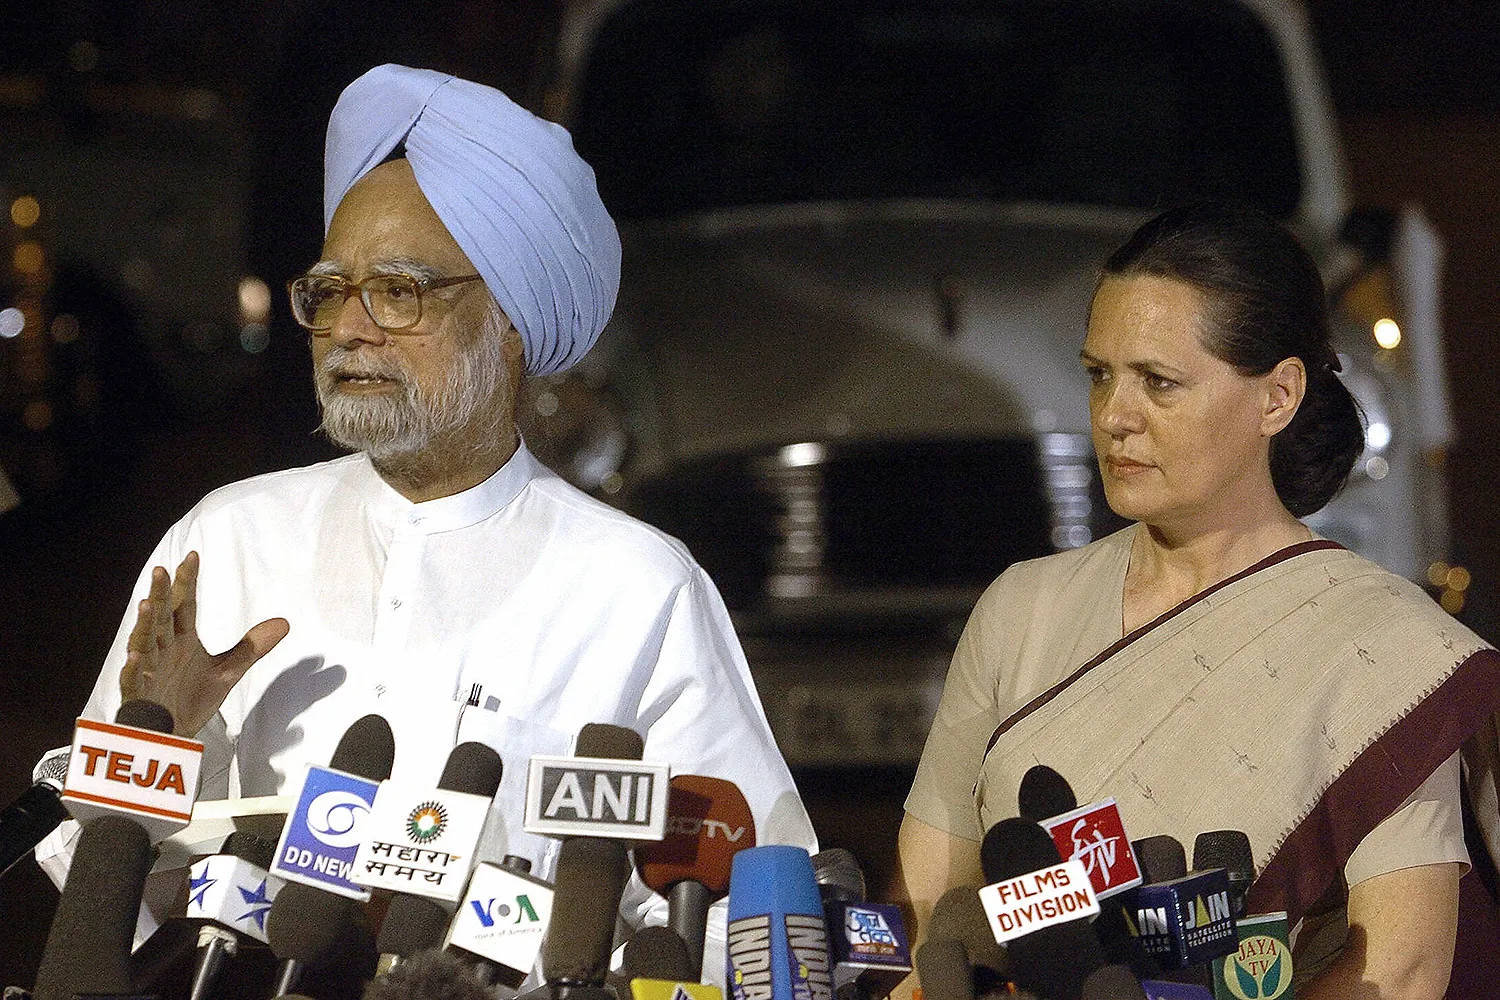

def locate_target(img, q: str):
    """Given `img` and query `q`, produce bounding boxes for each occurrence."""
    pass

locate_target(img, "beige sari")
[973,536,1500,981]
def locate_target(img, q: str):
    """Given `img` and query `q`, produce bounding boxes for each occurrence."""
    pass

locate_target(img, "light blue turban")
[324,64,621,376]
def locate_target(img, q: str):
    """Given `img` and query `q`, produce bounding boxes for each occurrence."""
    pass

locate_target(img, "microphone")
[924,886,1004,995]
[1080,964,1148,999]
[809,850,911,1000]
[538,723,650,994]
[362,948,495,1000]
[913,938,973,1000]
[980,817,1104,1000]
[32,700,177,1000]
[186,831,281,1000]
[446,853,555,988]
[725,845,832,1000]
[59,698,204,843]
[1130,837,1186,886]
[1017,765,1077,822]
[266,713,396,996]
[374,741,505,966]
[1190,832,1253,919]
[0,751,69,878]
[636,774,756,975]
[623,925,696,981]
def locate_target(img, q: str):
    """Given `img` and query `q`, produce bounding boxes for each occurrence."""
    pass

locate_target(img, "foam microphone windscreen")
[914,938,975,1000]
[1192,831,1254,915]
[979,817,1062,885]
[116,697,176,734]
[810,847,865,904]
[622,925,696,982]
[1130,836,1186,886]
[927,886,1005,975]
[222,830,278,870]
[636,774,755,897]
[543,723,644,986]
[268,714,396,966]
[1017,765,1077,823]
[1080,964,1148,1000]
[328,713,398,780]
[32,814,153,1000]
[379,741,505,958]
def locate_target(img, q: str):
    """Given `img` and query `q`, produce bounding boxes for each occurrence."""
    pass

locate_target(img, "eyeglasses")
[287,272,484,334]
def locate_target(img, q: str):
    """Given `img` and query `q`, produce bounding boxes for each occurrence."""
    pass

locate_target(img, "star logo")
[237,879,274,932]
[188,870,217,909]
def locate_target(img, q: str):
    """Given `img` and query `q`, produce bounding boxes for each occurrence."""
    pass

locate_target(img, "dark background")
[1,0,1497,981]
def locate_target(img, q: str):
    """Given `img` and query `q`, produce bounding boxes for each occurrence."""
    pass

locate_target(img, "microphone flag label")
[1212,912,1293,1000]
[351,782,491,902]
[1130,869,1238,968]
[1141,983,1216,1000]
[61,717,204,842]
[523,755,670,840]
[270,764,380,900]
[829,902,912,996]
[446,861,554,978]
[186,854,284,943]
[631,982,725,1000]
[1038,798,1143,900]
[978,858,1100,944]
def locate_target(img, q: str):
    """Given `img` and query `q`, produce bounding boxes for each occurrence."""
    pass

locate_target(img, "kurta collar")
[363,438,542,534]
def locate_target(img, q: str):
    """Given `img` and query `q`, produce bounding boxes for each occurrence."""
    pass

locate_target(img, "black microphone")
[540,723,645,995]
[0,751,69,878]
[1080,963,1147,999]
[32,700,174,1000]
[926,886,1004,993]
[377,741,504,966]
[266,713,396,996]
[362,948,494,1000]
[981,817,1106,1000]
[1130,836,1187,886]
[1192,831,1254,918]
[188,831,279,1000]
[621,924,696,982]
[1017,765,1077,823]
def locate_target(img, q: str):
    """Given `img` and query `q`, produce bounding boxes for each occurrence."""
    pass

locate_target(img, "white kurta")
[38,440,815,954]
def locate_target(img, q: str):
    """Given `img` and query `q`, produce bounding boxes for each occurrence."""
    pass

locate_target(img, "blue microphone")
[726,845,833,1000]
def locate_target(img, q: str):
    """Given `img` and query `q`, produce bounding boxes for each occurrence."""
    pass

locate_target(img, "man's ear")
[1262,356,1307,437]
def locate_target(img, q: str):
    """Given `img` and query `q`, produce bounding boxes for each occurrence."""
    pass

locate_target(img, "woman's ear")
[1262,356,1307,437]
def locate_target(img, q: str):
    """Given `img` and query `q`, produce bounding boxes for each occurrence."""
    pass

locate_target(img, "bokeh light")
[1373,318,1402,350]
[10,197,40,228]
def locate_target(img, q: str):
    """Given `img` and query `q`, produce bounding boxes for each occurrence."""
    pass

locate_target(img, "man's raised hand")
[118,551,289,736]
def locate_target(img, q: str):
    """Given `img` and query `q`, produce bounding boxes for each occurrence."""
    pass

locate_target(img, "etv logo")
[469,893,541,928]
[305,790,371,849]
[844,908,896,946]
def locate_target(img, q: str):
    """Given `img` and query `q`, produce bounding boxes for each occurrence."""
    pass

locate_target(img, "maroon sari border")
[1246,647,1500,924]
[982,538,1344,760]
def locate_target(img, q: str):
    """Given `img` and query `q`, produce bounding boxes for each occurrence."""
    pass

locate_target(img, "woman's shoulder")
[976,524,1135,610]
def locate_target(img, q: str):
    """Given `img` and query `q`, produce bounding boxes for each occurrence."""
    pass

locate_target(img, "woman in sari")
[899,204,1500,999]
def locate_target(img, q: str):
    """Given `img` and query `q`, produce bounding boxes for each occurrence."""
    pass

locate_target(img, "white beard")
[315,307,510,465]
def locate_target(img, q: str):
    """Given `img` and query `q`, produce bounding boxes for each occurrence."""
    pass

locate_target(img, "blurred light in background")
[779,442,825,468]
[237,275,271,325]
[0,308,23,339]
[12,243,45,276]
[49,315,80,345]
[1364,456,1389,480]
[239,324,269,353]
[22,401,53,432]
[1429,561,1472,616]
[10,197,40,228]
[1366,421,1391,450]
[1373,317,1402,349]
[68,40,99,73]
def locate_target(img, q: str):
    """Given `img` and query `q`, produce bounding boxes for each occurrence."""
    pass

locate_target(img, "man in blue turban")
[38,65,815,970]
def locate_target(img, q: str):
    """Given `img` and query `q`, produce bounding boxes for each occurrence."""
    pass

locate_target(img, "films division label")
[978,858,1100,944]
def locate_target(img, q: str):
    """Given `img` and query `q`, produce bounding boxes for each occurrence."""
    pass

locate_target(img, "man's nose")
[327,292,389,348]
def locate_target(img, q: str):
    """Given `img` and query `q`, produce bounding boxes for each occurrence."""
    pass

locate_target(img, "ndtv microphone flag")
[351,781,490,901]
[1037,798,1142,899]
[524,755,670,840]
[271,764,380,900]
[978,858,1100,944]
[61,717,204,842]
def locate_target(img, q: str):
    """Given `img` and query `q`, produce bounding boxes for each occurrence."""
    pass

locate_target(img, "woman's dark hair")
[1100,203,1364,517]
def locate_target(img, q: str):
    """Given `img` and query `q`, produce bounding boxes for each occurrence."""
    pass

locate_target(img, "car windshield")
[572,0,1302,219]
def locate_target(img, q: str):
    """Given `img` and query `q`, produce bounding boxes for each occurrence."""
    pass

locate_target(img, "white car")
[522,0,1456,766]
